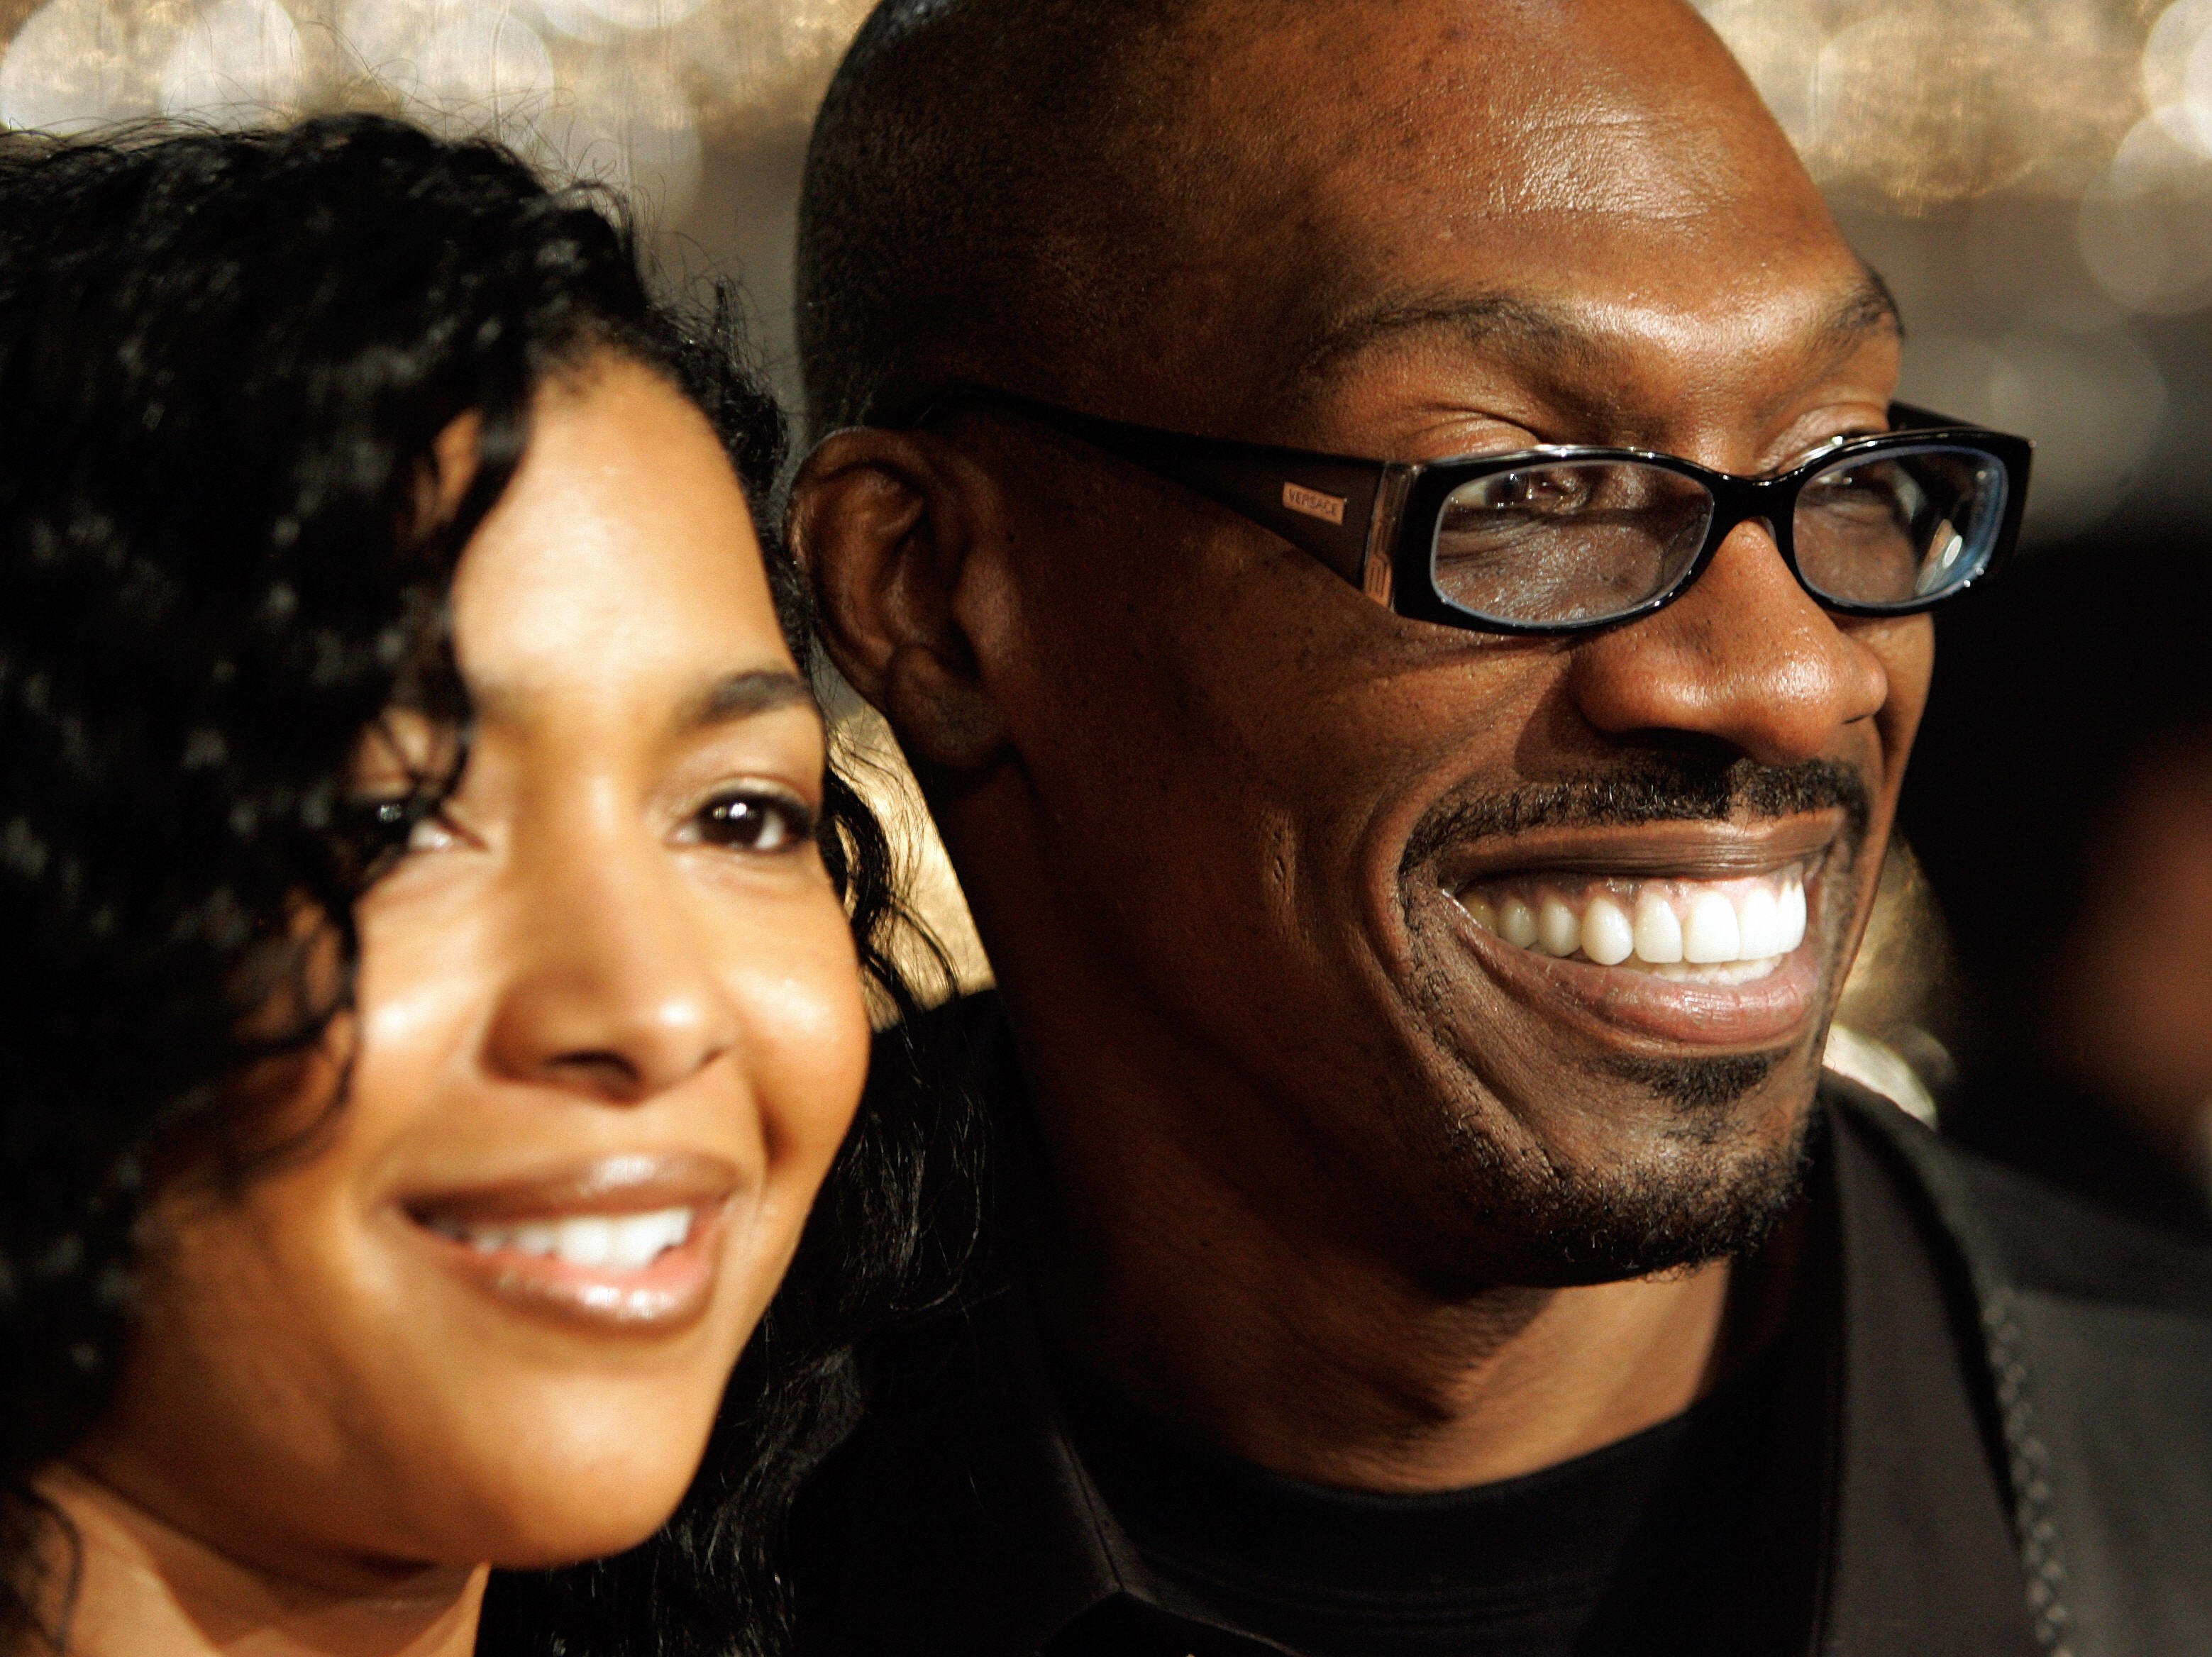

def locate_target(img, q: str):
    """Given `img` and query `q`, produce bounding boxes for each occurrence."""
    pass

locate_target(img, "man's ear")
[789,428,1011,777]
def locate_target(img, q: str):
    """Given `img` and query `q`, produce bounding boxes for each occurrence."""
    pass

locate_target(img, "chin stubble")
[1398,750,1860,1280]
[1432,1076,1818,1281]
[1597,1049,1783,1119]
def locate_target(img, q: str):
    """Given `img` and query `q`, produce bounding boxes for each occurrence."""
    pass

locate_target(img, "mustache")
[1400,755,1873,874]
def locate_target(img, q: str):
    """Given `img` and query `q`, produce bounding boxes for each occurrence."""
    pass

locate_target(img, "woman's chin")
[417,1465,702,1572]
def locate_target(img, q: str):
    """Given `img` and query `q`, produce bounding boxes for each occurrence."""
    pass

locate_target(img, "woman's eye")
[405,813,460,853]
[355,797,459,855]
[692,790,814,854]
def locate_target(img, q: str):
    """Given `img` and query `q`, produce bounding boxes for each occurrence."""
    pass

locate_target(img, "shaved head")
[797,0,1861,436]
[797,0,1185,431]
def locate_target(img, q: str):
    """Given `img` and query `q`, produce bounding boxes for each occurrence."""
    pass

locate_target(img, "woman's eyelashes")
[351,792,465,858]
[684,787,817,855]
[348,781,817,859]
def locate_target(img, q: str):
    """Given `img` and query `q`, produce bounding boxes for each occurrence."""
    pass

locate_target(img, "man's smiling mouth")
[1428,812,1849,1048]
[1454,864,1808,984]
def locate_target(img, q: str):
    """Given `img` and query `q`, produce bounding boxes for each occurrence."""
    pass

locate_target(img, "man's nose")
[482,824,741,1105]
[1562,519,1890,767]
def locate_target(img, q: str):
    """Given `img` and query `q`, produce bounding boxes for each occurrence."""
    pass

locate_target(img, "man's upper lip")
[1433,810,1847,888]
[402,1151,739,1226]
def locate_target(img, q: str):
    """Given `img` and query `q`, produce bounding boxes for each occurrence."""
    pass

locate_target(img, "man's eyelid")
[1763,387,1898,469]
[1363,393,1559,462]
[1760,416,1893,478]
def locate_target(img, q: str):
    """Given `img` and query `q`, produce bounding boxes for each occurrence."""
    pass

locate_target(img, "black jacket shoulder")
[1838,1083,2212,1656]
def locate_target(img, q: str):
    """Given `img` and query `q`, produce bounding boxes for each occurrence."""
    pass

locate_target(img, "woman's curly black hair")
[0,114,976,1656]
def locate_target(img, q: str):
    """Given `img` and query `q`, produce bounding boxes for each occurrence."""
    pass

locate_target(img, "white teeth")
[1632,890,1684,963]
[1538,894,1581,958]
[441,1207,695,1273]
[1581,896,1635,966]
[606,1219,663,1272]
[1779,876,1807,953]
[1682,891,1742,963]
[1459,864,1811,975]
[1737,885,1784,958]
[1646,957,1781,985]
[607,1208,692,1270]
[513,1221,559,1258]
[557,1217,616,1269]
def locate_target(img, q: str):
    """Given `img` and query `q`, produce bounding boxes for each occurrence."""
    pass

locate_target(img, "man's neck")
[1002,1004,1798,1495]
[31,1463,484,1657]
[1036,1197,1737,1493]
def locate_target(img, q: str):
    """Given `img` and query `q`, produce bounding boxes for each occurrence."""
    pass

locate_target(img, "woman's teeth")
[429,1207,695,1272]
[1457,866,1807,982]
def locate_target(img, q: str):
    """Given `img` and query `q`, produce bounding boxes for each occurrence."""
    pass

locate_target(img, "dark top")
[790,997,2212,1657]
[796,995,2212,1654]
[1054,1321,1818,1657]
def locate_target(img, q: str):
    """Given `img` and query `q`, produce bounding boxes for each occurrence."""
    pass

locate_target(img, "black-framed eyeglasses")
[909,383,2033,636]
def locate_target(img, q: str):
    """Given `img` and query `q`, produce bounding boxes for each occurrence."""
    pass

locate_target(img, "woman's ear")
[790,429,1012,777]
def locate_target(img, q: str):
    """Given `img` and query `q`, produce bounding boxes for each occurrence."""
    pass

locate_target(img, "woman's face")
[75,354,872,1576]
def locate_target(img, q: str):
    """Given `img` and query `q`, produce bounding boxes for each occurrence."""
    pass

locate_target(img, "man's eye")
[1478,471,1592,516]
[692,790,814,854]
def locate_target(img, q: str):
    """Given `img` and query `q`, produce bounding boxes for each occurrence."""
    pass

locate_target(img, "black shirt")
[792,1011,2055,1657]
[1056,1339,1818,1657]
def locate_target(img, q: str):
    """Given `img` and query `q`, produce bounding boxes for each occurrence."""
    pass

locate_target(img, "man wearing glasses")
[784,0,2212,1651]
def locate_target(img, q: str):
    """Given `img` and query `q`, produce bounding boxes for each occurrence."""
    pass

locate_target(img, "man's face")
[910,0,1919,1286]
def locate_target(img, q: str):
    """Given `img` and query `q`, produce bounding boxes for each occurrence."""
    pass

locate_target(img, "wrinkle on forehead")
[1429,105,1805,225]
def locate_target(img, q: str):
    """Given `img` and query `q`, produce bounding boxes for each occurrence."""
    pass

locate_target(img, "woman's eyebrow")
[687,667,819,730]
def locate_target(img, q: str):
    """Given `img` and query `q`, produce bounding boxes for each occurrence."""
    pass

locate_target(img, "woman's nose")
[480,826,742,1105]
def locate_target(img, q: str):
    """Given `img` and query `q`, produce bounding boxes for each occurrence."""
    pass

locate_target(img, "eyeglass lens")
[1432,462,1712,627]
[1428,443,2006,628]
[1793,445,2003,609]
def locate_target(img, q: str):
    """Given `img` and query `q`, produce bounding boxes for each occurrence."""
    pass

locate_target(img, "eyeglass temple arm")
[917,385,1408,595]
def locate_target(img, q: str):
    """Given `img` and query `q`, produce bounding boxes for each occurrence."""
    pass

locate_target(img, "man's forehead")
[1174,0,1806,203]
[1112,0,1861,422]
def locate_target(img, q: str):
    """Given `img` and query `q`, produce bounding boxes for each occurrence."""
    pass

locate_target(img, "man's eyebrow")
[1290,292,1590,387]
[687,667,819,728]
[1826,267,1904,345]
[1290,272,1903,392]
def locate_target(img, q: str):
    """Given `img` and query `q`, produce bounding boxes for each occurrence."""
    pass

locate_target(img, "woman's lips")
[401,1152,739,1333]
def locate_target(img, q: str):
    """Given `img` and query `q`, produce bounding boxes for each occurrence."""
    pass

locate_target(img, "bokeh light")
[160,0,304,124]
[0,0,877,224]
